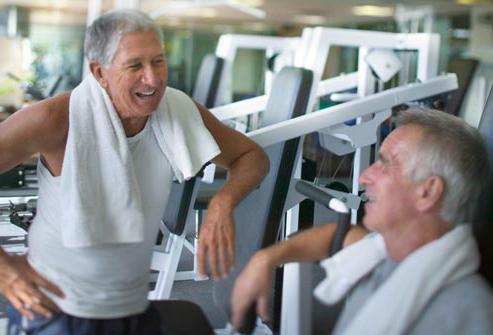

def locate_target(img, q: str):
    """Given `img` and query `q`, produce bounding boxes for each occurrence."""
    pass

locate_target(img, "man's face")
[359,125,422,233]
[99,30,167,119]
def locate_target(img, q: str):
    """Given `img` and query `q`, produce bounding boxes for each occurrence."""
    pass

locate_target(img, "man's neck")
[382,215,452,262]
[121,116,149,137]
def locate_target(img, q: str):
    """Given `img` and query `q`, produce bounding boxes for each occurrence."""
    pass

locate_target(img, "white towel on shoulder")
[314,233,386,305]
[60,74,220,248]
[314,225,479,335]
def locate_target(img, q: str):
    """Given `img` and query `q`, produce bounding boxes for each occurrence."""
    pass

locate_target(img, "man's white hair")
[397,108,489,224]
[84,9,163,67]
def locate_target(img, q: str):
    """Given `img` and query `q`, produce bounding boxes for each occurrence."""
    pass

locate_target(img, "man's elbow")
[256,146,270,180]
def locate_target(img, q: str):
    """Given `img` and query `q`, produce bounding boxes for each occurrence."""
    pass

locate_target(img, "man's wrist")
[254,248,277,270]
[208,193,235,213]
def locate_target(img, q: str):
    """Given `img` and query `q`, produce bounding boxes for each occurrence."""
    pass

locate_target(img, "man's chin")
[362,216,375,230]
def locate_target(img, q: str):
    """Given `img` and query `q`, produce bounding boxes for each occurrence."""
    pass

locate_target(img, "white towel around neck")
[60,74,220,248]
[314,225,479,335]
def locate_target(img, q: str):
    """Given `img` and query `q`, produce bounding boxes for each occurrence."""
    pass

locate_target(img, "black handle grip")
[329,212,351,257]
[295,181,332,208]
[236,304,257,334]
[295,181,351,256]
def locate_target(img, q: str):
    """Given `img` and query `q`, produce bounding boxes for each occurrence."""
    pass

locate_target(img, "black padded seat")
[151,300,215,335]
[476,87,493,286]
[212,67,313,332]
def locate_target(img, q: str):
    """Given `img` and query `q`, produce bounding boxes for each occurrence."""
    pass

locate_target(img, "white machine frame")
[212,28,447,335]
[214,33,302,107]
[149,26,454,335]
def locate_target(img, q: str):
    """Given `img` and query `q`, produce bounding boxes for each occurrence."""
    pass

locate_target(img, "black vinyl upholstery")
[445,58,479,116]
[162,177,201,235]
[151,300,215,335]
[212,67,313,330]
[476,87,493,286]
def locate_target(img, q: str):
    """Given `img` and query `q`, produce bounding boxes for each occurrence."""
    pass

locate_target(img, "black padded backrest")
[445,58,479,116]
[476,87,493,286]
[192,54,224,108]
[212,67,313,321]
[162,177,201,235]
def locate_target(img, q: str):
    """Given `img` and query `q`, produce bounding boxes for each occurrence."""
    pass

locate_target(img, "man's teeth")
[361,193,374,203]
[137,89,156,97]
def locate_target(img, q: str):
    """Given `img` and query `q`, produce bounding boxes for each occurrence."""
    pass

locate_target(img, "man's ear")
[89,61,108,88]
[415,175,445,213]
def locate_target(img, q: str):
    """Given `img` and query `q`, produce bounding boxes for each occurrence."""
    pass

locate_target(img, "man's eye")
[128,63,141,70]
[153,59,164,65]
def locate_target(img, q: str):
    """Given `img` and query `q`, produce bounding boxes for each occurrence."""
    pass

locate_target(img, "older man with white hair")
[0,9,268,335]
[231,108,493,335]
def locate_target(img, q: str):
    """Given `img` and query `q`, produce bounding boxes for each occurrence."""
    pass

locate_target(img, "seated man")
[232,108,493,334]
[0,9,268,335]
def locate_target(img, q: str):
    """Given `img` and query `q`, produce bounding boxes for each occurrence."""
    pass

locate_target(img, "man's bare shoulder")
[0,92,71,172]
[0,92,70,153]
[28,92,69,136]
[30,92,70,129]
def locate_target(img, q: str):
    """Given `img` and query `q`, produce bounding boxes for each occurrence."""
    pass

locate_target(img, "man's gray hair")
[397,108,489,224]
[84,9,163,67]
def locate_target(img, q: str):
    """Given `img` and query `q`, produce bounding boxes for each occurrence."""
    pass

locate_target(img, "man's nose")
[142,66,160,86]
[359,164,374,185]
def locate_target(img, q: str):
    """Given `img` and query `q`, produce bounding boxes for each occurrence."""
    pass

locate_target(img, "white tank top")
[28,119,174,318]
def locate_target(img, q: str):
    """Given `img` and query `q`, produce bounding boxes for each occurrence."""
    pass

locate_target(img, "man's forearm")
[211,146,269,209]
[258,224,369,268]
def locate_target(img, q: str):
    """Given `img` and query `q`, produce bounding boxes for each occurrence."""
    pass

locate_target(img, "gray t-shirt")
[332,258,493,334]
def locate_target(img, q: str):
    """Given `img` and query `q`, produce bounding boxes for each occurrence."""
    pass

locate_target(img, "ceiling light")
[231,0,264,7]
[456,0,493,4]
[184,8,218,18]
[456,0,477,4]
[352,6,394,17]
[293,14,327,25]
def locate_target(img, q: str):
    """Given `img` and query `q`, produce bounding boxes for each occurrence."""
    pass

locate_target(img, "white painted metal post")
[281,155,311,335]
[351,47,375,223]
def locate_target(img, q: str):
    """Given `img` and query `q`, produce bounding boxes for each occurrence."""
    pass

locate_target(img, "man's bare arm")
[0,93,69,174]
[231,223,368,329]
[0,94,69,319]
[195,102,270,279]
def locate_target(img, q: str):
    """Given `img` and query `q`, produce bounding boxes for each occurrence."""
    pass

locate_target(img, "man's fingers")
[218,235,229,278]
[9,294,34,320]
[208,239,219,279]
[24,263,64,298]
[257,296,270,322]
[227,235,236,272]
[36,291,61,313]
[196,241,207,278]
[34,276,64,298]
[231,298,250,330]
[27,295,54,319]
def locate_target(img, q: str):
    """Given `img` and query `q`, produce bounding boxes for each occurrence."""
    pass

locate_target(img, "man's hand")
[197,199,235,279]
[231,251,273,330]
[0,255,64,320]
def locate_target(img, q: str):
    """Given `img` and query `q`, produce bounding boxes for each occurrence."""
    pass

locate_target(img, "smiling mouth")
[361,193,375,203]
[136,89,157,98]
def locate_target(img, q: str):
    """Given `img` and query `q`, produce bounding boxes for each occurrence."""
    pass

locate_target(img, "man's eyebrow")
[123,58,141,65]
[123,53,164,65]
